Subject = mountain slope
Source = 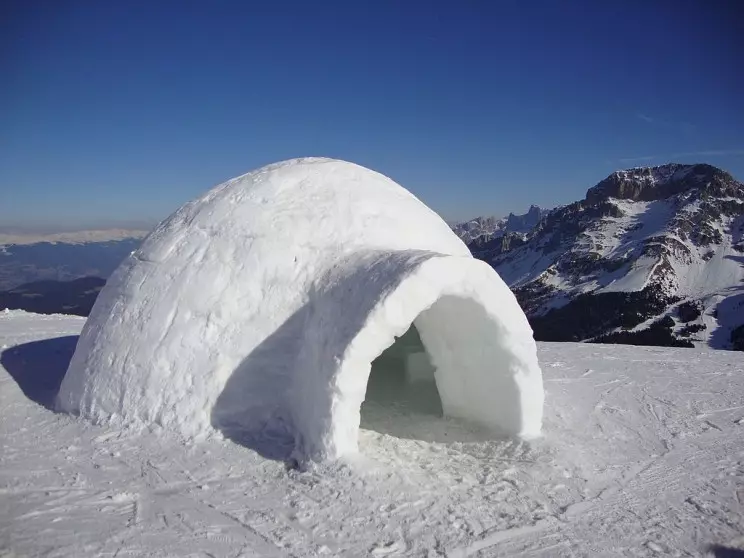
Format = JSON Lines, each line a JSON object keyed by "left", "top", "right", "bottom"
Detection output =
{"left": 464, "top": 164, "right": 744, "bottom": 349}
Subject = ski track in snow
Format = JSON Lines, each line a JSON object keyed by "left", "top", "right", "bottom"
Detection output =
{"left": 1, "top": 311, "right": 743, "bottom": 557}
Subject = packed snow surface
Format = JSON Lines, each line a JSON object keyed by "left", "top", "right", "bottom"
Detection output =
{"left": 57, "top": 158, "right": 543, "bottom": 461}
{"left": 2, "top": 311, "right": 743, "bottom": 556}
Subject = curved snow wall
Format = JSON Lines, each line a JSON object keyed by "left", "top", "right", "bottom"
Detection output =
{"left": 57, "top": 158, "right": 544, "bottom": 462}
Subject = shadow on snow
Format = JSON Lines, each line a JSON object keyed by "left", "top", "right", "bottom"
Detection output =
{"left": 1, "top": 336, "right": 78, "bottom": 410}
{"left": 709, "top": 545, "right": 744, "bottom": 558}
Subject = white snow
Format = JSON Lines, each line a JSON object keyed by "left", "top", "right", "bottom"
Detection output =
{"left": 3, "top": 312, "right": 743, "bottom": 556}
{"left": 57, "top": 158, "right": 543, "bottom": 462}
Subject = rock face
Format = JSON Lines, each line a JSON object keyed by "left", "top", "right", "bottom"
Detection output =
{"left": 458, "top": 163, "right": 744, "bottom": 350}
{"left": 585, "top": 164, "right": 738, "bottom": 203}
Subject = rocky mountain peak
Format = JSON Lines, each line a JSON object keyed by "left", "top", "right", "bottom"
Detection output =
{"left": 452, "top": 205, "right": 547, "bottom": 244}
{"left": 585, "top": 163, "right": 736, "bottom": 204}
{"left": 504, "top": 205, "right": 544, "bottom": 232}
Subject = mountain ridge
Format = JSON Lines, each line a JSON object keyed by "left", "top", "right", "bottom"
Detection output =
{"left": 452, "top": 205, "right": 548, "bottom": 251}
{"left": 456, "top": 163, "right": 744, "bottom": 350}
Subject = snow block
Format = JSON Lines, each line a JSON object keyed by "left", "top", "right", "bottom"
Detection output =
{"left": 57, "top": 158, "right": 544, "bottom": 461}
{"left": 404, "top": 352, "right": 434, "bottom": 384}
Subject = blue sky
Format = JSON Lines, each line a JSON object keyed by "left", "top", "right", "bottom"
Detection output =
{"left": 1, "top": 1, "right": 742, "bottom": 229}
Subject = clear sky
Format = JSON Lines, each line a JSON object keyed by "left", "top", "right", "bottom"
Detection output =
{"left": 1, "top": 0, "right": 742, "bottom": 229}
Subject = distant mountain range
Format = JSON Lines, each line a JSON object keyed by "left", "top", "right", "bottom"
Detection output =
{"left": 0, "top": 231, "right": 146, "bottom": 291}
{"left": 457, "top": 163, "right": 744, "bottom": 350}
{"left": 452, "top": 204, "right": 545, "bottom": 245}
{"left": 0, "top": 277, "right": 105, "bottom": 317}
{"left": 0, "top": 230, "right": 146, "bottom": 317}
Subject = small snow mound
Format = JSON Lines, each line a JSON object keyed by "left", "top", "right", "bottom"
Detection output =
{"left": 57, "top": 158, "right": 544, "bottom": 461}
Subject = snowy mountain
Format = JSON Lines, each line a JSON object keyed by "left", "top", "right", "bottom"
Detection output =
{"left": 460, "top": 164, "right": 744, "bottom": 350}
{"left": 2, "top": 310, "right": 743, "bottom": 556}
{"left": 452, "top": 205, "right": 546, "bottom": 245}
{"left": 0, "top": 231, "right": 145, "bottom": 290}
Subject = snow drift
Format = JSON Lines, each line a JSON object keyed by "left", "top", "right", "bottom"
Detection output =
{"left": 57, "top": 158, "right": 544, "bottom": 461}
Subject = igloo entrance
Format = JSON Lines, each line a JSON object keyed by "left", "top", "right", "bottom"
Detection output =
{"left": 361, "top": 324, "right": 443, "bottom": 423}
{"left": 353, "top": 292, "right": 542, "bottom": 450}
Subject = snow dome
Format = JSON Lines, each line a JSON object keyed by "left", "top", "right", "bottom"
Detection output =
{"left": 57, "top": 158, "right": 544, "bottom": 462}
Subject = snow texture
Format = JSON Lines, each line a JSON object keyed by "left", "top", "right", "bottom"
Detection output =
{"left": 57, "top": 158, "right": 543, "bottom": 461}
{"left": 3, "top": 312, "right": 743, "bottom": 557}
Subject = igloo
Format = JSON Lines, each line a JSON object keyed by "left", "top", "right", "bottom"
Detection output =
{"left": 57, "top": 158, "right": 544, "bottom": 462}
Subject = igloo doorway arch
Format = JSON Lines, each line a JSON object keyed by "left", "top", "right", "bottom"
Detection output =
{"left": 279, "top": 251, "right": 544, "bottom": 460}
{"left": 56, "top": 158, "right": 543, "bottom": 463}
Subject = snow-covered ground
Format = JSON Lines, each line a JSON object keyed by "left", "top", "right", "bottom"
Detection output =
{"left": 1, "top": 311, "right": 743, "bottom": 557}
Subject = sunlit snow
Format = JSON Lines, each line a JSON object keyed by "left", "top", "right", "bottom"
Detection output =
{"left": 2, "top": 311, "right": 743, "bottom": 556}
